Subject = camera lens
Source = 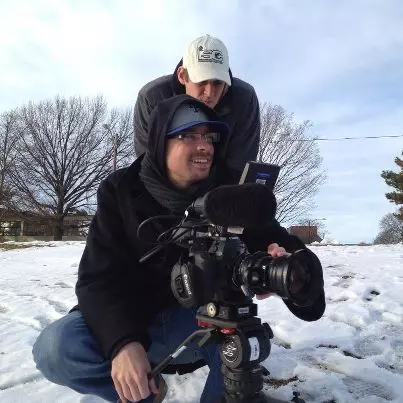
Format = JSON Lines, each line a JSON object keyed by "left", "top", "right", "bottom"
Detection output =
{"left": 285, "top": 250, "right": 323, "bottom": 306}
{"left": 288, "top": 260, "right": 311, "bottom": 295}
{"left": 236, "top": 249, "right": 323, "bottom": 307}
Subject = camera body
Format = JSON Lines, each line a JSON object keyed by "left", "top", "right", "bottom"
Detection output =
{"left": 171, "top": 229, "right": 248, "bottom": 314}
{"left": 171, "top": 223, "right": 324, "bottom": 315}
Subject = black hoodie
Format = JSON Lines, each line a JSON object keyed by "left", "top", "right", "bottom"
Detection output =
{"left": 75, "top": 95, "right": 238, "bottom": 360}
{"left": 145, "top": 94, "right": 229, "bottom": 179}
{"left": 75, "top": 95, "right": 325, "bottom": 363}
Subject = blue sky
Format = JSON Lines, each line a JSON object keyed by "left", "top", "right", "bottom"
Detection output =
{"left": 1, "top": 0, "right": 402, "bottom": 243}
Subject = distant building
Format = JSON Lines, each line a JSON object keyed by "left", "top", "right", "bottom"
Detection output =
{"left": 288, "top": 225, "right": 322, "bottom": 244}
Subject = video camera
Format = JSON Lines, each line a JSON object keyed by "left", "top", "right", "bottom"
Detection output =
{"left": 139, "top": 162, "right": 323, "bottom": 402}
{"left": 169, "top": 161, "right": 323, "bottom": 312}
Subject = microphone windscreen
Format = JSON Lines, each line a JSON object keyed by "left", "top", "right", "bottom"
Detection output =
{"left": 202, "top": 183, "right": 276, "bottom": 228}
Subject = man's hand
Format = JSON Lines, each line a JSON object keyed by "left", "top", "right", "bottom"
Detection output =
{"left": 266, "top": 242, "right": 287, "bottom": 258}
{"left": 111, "top": 341, "right": 159, "bottom": 402}
{"left": 255, "top": 243, "right": 287, "bottom": 301}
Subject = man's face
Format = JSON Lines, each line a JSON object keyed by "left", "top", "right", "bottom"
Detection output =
{"left": 165, "top": 124, "right": 216, "bottom": 189}
{"left": 177, "top": 67, "right": 226, "bottom": 108}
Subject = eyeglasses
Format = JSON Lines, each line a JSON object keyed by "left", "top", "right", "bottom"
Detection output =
{"left": 172, "top": 131, "right": 221, "bottom": 144}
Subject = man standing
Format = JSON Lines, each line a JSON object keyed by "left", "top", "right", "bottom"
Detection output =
{"left": 133, "top": 34, "right": 260, "bottom": 172}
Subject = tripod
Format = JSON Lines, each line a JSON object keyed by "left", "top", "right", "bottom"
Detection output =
{"left": 150, "top": 301, "right": 305, "bottom": 403}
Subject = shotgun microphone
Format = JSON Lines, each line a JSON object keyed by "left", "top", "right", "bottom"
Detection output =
{"left": 191, "top": 183, "right": 276, "bottom": 228}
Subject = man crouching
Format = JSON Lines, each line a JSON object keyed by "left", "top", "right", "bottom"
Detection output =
{"left": 33, "top": 95, "right": 325, "bottom": 403}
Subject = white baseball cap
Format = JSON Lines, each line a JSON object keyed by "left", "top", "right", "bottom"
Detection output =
{"left": 182, "top": 34, "right": 231, "bottom": 86}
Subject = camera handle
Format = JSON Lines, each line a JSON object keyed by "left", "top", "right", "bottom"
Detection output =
{"left": 149, "top": 314, "right": 305, "bottom": 403}
{"left": 149, "top": 327, "right": 219, "bottom": 379}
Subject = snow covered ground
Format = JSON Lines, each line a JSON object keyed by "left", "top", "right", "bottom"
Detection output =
{"left": 0, "top": 242, "right": 402, "bottom": 403}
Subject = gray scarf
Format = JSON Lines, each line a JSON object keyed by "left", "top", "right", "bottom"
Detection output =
{"left": 139, "top": 153, "right": 217, "bottom": 215}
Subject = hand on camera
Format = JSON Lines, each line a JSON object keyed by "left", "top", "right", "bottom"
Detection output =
{"left": 111, "top": 341, "right": 159, "bottom": 402}
{"left": 267, "top": 242, "right": 287, "bottom": 257}
{"left": 255, "top": 243, "right": 287, "bottom": 301}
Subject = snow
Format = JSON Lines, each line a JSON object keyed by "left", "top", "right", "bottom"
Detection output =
{"left": 0, "top": 242, "right": 402, "bottom": 402}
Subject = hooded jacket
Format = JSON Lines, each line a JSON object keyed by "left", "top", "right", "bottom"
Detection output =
{"left": 75, "top": 95, "right": 325, "bottom": 365}
{"left": 133, "top": 61, "right": 260, "bottom": 172}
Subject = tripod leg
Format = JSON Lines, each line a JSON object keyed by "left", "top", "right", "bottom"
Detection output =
{"left": 150, "top": 327, "right": 216, "bottom": 378}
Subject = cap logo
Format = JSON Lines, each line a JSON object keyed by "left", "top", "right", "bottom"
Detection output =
{"left": 197, "top": 45, "right": 223, "bottom": 64}
{"left": 188, "top": 103, "right": 200, "bottom": 113}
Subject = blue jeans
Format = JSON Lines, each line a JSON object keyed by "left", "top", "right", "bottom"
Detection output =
{"left": 32, "top": 306, "right": 223, "bottom": 402}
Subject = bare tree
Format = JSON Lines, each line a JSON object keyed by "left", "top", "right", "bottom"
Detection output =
{"left": 258, "top": 103, "right": 326, "bottom": 224}
{"left": 10, "top": 95, "right": 122, "bottom": 240}
{"left": 0, "top": 111, "right": 20, "bottom": 214}
{"left": 373, "top": 213, "right": 403, "bottom": 244}
{"left": 103, "top": 107, "right": 134, "bottom": 171}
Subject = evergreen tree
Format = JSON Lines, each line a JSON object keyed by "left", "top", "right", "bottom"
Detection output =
{"left": 381, "top": 151, "right": 403, "bottom": 220}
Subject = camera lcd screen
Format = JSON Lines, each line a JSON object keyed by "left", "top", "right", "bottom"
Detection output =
{"left": 239, "top": 161, "right": 280, "bottom": 190}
